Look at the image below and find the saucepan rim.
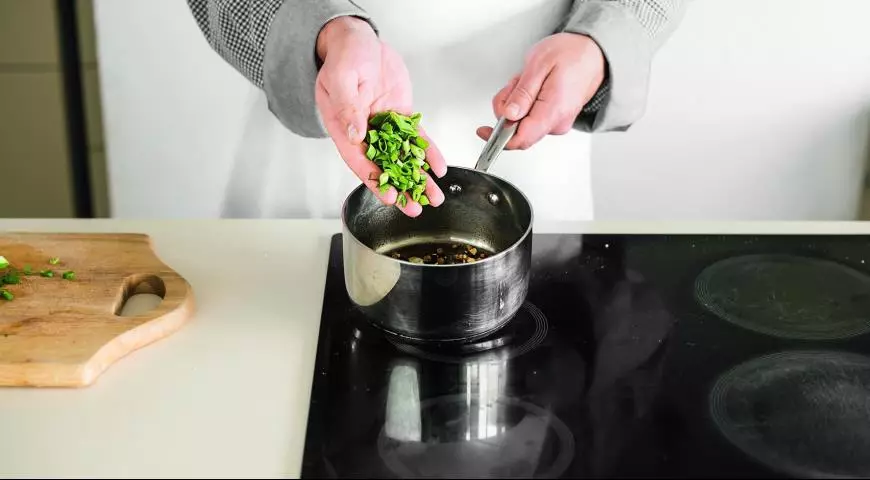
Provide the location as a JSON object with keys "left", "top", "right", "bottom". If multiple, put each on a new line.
{"left": 341, "top": 165, "right": 535, "bottom": 268}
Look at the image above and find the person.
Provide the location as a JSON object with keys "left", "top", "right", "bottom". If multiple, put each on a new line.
{"left": 186, "top": 0, "right": 685, "bottom": 221}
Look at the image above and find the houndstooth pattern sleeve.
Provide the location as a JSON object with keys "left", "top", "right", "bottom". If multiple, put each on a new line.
{"left": 187, "top": 0, "right": 377, "bottom": 138}
{"left": 185, "top": 0, "right": 683, "bottom": 134}
{"left": 186, "top": 0, "right": 285, "bottom": 88}
{"left": 566, "top": 0, "right": 687, "bottom": 131}
{"left": 581, "top": 0, "right": 684, "bottom": 112}
{"left": 592, "top": 0, "right": 685, "bottom": 48}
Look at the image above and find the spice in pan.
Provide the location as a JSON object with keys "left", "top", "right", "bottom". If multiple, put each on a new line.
{"left": 385, "top": 242, "right": 493, "bottom": 265}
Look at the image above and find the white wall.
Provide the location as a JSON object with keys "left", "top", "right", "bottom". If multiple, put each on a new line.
{"left": 93, "top": 0, "right": 253, "bottom": 218}
{"left": 94, "top": 0, "right": 870, "bottom": 220}
{"left": 592, "top": 0, "right": 870, "bottom": 220}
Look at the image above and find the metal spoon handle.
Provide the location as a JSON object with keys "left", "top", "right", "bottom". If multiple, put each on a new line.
{"left": 474, "top": 117, "right": 518, "bottom": 172}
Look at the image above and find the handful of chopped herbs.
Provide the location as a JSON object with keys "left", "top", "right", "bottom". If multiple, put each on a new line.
{"left": 365, "top": 111, "right": 432, "bottom": 208}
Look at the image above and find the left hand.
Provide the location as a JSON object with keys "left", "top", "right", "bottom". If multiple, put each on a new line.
{"left": 477, "top": 33, "right": 606, "bottom": 150}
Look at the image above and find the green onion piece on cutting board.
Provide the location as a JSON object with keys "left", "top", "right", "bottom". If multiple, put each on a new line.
{"left": 1, "top": 271, "right": 21, "bottom": 285}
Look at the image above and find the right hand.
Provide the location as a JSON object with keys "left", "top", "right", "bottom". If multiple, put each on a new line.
{"left": 315, "top": 16, "right": 446, "bottom": 217}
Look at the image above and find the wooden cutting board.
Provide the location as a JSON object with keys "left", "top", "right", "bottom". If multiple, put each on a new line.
{"left": 0, "top": 233, "right": 195, "bottom": 388}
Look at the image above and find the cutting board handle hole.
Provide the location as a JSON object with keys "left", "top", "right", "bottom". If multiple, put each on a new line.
{"left": 115, "top": 274, "right": 166, "bottom": 317}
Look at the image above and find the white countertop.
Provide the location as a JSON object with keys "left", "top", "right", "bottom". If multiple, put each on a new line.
{"left": 1, "top": 219, "right": 869, "bottom": 478}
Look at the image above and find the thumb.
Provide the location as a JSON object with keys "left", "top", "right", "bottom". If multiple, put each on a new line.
{"left": 326, "top": 71, "right": 368, "bottom": 143}
{"left": 502, "top": 62, "right": 551, "bottom": 121}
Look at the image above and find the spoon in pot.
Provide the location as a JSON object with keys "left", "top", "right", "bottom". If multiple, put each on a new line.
{"left": 474, "top": 117, "right": 519, "bottom": 172}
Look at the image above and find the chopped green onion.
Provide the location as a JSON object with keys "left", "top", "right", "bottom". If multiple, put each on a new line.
{"left": 62, "top": 271, "right": 76, "bottom": 281}
{"left": 40, "top": 270, "right": 54, "bottom": 278}
{"left": 23, "top": 265, "right": 32, "bottom": 275}
{"left": 364, "top": 111, "right": 435, "bottom": 210}
{"left": 1, "top": 272, "right": 21, "bottom": 285}
{"left": 1, "top": 289, "right": 13, "bottom": 301}
{"left": 0, "top": 256, "right": 9, "bottom": 269}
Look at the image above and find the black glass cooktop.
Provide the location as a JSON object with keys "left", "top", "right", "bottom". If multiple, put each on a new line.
{"left": 300, "top": 233, "right": 870, "bottom": 478}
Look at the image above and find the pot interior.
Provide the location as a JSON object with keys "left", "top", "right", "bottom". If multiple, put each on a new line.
{"left": 343, "top": 167, "right": 533, "bottom": 256}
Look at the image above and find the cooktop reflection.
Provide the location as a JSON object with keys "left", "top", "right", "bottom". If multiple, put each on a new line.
{"left": 301, "top": 233, "right": 870, "bottom": 478}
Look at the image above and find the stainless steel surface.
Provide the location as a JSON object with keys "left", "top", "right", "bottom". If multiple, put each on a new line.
{"left": 342, "top": 166, "right": 533, "bottom": 343}
{"left": 474, "top": 117, "right": 518, "bottom": 173}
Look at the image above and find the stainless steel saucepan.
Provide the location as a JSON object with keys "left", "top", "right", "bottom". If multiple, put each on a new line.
{"left": 341, "top": 117, "right": 532, "bottom": 343}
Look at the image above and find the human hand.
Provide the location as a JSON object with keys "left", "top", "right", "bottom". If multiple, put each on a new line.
{"left": 315, "top": 16, "right": 446, "bottom": 217}
{"left": 476, "top": 33, "right": 605, "bottom": 150}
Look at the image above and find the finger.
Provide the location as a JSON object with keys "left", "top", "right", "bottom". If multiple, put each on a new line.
{"left": 506, "top": 98, "right": 557, "bottom": 150}
{"left": 505, "top": 102, "right": 555, "bottom": 150}
{"left": 505, "top": 69, "right": 563, "bottom": 150}
{"left": 395, "top": 192, "right": 424, "bottom": 218}
{"left": 477, "top": 75, "right": 519, "bottom": 142}
{"left": 416, "top": 125, "right": 448, "bottom": 178}
{"left": 316, "top": 82, "right": 397, "bottom": 206}
{"left": 322, "top": 70, "right": 367, "bottom": 143}
{"left": 422, "top": 171, "right": 445, "bottom": 207}
{"left": 503, "top": 60, "right": 553, "bottom": 121}
{"left": 476, "top": 126, "right": 493, "bottom": 142}
{"left": 492, "top": 75, "right": 519, "bottom": 119}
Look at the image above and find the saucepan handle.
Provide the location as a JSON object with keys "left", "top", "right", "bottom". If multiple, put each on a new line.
{"left": 474, "top": 116, "right": 518, "bottom": 173}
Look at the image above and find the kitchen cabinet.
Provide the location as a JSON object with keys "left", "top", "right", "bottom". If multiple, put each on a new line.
{"left": 0, "top": 0, "right": 109, "bottom": 218}
{"left": 0, "top": 71, "right": 76, "bottom": 218}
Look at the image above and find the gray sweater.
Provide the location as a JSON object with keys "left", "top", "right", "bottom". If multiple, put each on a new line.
{"left": 186, "top": 0, "right": 685, "bottom": 137}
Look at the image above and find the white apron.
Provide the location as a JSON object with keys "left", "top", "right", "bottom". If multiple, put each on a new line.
{"left": 222, "top": 0, "right": 594, "bottom": 222}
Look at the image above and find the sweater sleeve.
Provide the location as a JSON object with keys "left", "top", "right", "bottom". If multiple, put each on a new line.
{"left": 186, "top": 0, "right": 377, "bottom": 138}
{"left": 562, "top": 0, "right": 688, "bottom": 132}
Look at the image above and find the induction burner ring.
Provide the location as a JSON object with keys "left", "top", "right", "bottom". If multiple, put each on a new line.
{"left": 694, "top": 254, "right": 870, "bottom": 340}
{"left": 709, "top": 350, "right": 870, "bottom": 479}
{"left": 377, "top": 394, "right": 575, "bottom": 479}
{"left": 385, "top": 302, "right": 549, "bottom": 364}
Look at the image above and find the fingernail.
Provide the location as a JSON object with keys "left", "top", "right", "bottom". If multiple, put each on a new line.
{"left": 506, "top": 103, "right": 520, "bottom": 119}
{"left": 405, "top": 203, "right": 423, "bottom": 218}
{"left": 347, "top": 124, "right": 359, "bottom": 142}
{"left": 430, "top": 189, "right": 445, "bottom": 207}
